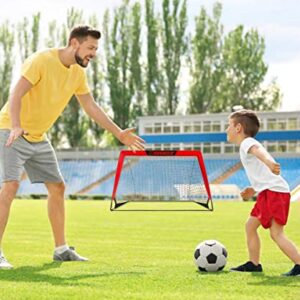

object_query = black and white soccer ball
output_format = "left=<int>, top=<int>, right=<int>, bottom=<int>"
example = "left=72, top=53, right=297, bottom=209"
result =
left=194, top=240, right=228, bottom=272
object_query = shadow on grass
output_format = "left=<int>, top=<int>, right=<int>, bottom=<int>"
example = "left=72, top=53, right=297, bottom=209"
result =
left=196, top=270, right=300, bottom=287
left=196, top=270, right=230, bottom=276
left=248, top=272, right=300, bottom=287
left=0, top=262, right=146, bottom=286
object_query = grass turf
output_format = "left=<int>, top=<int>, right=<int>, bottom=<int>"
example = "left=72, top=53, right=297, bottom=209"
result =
left=1, top=200, right=300, bottom=300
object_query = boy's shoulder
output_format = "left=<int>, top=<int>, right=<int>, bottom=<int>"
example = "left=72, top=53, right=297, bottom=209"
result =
left=240, top=137, right=261, bottom=154
left=241, top=136, right=259, bottom=146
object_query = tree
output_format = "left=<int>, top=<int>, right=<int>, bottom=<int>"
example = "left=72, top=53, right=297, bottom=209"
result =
left=246, top=78, right=281, bottom=111
left=45, top=20, right=65, bottom=48
left=216, top=25, right=280, bottom=111
left=189, top=2, right=223, bottom=113
left=61, top=8, right=91, bottom=148
left=17, top=13, right=41, bottom=61
left=87, top=14, right=105, bottom=145
left=145, top=0, right=161, bottom=115
left=189, top=3, right=280, bottom=113
left=103, top=8, right=124, bottom=132
left=103, top=0, right=143, bottom=134
left=0, top=21, right=14, bottom=109
left=45, top=20, right=65, bottom=147
left=129, top=2, right=143, bottom=120
left=161, top=0, right=188, bottom=114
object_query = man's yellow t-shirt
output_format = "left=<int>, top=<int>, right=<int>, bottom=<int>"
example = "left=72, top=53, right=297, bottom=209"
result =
left=0, top=48, right=90, bottom=142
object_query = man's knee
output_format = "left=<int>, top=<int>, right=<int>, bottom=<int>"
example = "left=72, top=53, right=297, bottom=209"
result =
left=46, top=182, right=66, bottom=197
left=0, top=181, right=20, bottom=201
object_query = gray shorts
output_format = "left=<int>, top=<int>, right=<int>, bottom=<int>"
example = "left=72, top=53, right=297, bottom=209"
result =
left=0, top=129, right=64, bottom=184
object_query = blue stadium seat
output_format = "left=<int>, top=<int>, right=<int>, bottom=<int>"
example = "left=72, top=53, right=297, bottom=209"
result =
left=223, top=157, right=300, bottom=191
left=17, top=157, right=300, bottom=197
left=17, top=160, right=117, bottom=195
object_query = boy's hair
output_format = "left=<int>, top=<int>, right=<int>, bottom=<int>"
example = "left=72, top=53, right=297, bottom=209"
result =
left=230, top=109, right=260, bottom=137
left=68, top=25, right=101, bottom=45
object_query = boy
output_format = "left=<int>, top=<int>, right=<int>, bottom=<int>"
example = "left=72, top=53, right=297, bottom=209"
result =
left=226, top=109, right=300, bottom=276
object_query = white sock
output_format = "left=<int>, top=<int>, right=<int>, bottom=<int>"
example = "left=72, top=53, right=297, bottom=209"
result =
left=55, top=244, right=69, bottom=255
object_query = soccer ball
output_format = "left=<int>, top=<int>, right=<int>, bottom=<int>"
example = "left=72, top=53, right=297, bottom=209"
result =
left=194, top=240, right=227, bottom=272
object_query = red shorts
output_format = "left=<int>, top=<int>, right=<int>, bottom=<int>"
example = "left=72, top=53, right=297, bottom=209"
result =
left=250, top=189, right=290, bottom=229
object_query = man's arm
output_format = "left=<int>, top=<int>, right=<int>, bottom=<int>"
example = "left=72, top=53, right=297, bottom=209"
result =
left=76, top=93, right=145, bottom=150
left=248, top=144, right=280, bottom=175
left=6, top=77, right=33, bottom=146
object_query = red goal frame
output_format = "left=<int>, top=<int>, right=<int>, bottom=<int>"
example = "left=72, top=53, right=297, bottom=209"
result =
left=111, top=150, right=213, bottom=211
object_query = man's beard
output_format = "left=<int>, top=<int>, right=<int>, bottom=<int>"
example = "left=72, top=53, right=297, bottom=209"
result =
left=75, top=52, right=88, bottom=68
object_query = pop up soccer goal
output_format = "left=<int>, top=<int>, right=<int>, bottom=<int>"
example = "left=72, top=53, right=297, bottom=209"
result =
left=111, top=150, right=213, bottom=211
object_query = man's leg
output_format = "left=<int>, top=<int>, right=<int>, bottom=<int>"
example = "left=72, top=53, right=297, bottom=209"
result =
left=0, top=181, right=19, bottom=269
left=45, top=182, right=66, bottom=247
left=27, top=139, right=87, bottom=262
left=44, top=181, right=88, bottom=262
left=0, top=181, right=19, bottom=246
left=0, top=131, right=34, bottom=269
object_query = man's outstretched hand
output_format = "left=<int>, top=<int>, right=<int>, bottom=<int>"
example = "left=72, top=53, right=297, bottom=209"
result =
left=118, top=128, right=145, bottom=150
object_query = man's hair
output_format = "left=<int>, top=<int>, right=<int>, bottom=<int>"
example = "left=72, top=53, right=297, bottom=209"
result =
left=68, top=25, right=101, bottom=45
left=230, top=109, right=260, bottom=137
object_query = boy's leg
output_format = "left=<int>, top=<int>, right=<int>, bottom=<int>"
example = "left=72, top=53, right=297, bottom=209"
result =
left=230, top=216, right=262, bottom=272
left=246, top=216, right=261, bottom=265
left=269, top=219, right=300, bottom=264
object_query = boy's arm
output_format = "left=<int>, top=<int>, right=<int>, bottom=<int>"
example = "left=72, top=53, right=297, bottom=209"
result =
left=248, top=145, right=280, bottom=175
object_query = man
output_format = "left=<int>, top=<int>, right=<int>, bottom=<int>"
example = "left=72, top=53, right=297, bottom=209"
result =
left=0, top=25, right=145, bottom=269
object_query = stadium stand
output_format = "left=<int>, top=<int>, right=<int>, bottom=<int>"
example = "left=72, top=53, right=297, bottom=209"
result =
left=277, top=158, right=300, bottom=190
left=88, top=158, right=238, bottom=197
left=16, top=156, right=300, bottom=199
left=17, top=160, right=118, bottom=196
left=222, top=168, right=250, bottom=189
left=17, top=158, right=239, bottom=196
left=205, top=159, right=239, bottom=182
left=223, top=158, right=300, bottom=191
left=15, top=111, right=300, bottom=200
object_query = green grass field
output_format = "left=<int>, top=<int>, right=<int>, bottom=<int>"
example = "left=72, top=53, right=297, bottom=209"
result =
left=1, top=200, right=300, bottom=300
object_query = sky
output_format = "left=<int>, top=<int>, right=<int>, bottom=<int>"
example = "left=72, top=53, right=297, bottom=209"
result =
left=1, top=0, right=300, bottom=111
